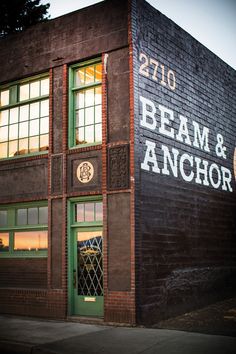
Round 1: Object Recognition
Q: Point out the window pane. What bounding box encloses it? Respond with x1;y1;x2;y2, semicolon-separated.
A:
18;138;28;155
76;204;84;222
85;125;94;143
95;105;102;123
85;203;94;222
0;90;9;106
40;134;49;151
40;78;49;96
40;117;49;134
40;99;49;117
19;122;28;138
95;64;102;82
30;102;39;119
0;110;9;126
76;128;84;145
39;207;48;224
85;66;95;84
9;107;18;124
28;207;38;224
0;126;8;142
0;211;7;226
30;81;40;98
30;119;39;136
75;110;84;127
29;136;39;152
85;107;94;125
14;231;48;251
95;86;102;105
19;105;29;122
17;209;27;225
95;202;103;221
0;233;9;252
8;140;18;157
75;68;85;86
9;124;18;140
20;84;29;101
95;124;102;142
0;142;8;158
85;88;94;107
76;91;84;109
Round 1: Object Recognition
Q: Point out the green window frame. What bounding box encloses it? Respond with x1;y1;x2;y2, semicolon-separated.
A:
0;201;48;257
72;197;103;227
0;74;49;159
69;58;102;148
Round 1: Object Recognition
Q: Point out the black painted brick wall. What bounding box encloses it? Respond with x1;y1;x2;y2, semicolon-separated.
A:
132;0;236;324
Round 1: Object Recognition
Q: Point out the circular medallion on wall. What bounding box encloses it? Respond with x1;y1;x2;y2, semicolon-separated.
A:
77;161;94;183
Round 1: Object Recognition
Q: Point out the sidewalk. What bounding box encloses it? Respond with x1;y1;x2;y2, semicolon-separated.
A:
155;296;236;337
0;297;236;354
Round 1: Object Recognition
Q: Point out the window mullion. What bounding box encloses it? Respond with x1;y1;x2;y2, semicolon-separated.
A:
9;231;14;254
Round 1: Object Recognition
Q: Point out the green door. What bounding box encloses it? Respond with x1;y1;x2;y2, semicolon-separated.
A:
72;228;104;316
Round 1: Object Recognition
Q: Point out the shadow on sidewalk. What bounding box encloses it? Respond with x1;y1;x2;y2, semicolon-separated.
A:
154;297;236;337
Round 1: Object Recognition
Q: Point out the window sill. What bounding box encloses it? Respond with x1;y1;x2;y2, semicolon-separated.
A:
68;143;102;153
0;252;47;258
0;151;48;163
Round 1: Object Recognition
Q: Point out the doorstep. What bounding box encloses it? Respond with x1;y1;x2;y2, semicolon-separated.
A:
67;315;104;325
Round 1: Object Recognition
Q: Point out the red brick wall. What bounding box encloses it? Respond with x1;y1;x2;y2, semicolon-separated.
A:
0;258;47;289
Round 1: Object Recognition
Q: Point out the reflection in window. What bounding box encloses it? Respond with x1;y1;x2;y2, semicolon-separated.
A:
14;231;48;251
0;233;9;252
0;210;7;226
77;230;103;296
75;202;103;223
17;209;27;225
39;207;48;224
17;206;48;226
28;208;38;224
85;203;94;222
95;203;103;221
0;203;48;257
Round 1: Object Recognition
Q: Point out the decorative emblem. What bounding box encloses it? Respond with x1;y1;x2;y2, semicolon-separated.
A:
77;161;94;183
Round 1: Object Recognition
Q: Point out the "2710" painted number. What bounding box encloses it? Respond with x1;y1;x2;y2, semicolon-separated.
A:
139;53;176;91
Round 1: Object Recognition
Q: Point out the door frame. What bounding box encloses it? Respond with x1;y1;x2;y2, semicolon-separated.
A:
67;196;103;317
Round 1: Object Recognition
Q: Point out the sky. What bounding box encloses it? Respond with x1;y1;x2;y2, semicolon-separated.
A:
42;0;236;70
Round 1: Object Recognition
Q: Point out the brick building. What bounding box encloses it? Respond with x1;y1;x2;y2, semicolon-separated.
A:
0;0;235;325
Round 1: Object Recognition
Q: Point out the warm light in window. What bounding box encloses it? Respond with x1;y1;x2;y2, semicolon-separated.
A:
0;90;9;107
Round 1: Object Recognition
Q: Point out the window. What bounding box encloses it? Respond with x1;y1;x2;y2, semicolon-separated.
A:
75;201;103;223
0;75;49;159
69;59;102;147
0;202;48;257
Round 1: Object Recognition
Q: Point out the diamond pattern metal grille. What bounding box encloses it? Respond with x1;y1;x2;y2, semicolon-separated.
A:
77;235;103;296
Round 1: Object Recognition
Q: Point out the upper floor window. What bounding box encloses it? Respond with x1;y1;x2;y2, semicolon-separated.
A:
69;59;102;147
0;75;49;159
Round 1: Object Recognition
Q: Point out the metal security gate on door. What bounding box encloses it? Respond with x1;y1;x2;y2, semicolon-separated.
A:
68;198;104;317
